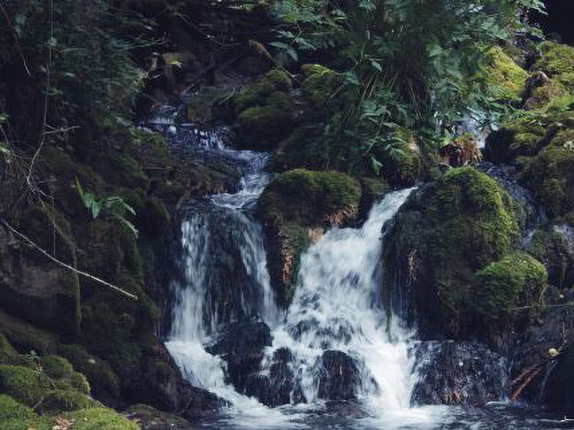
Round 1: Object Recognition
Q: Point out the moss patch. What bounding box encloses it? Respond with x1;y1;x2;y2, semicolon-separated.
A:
481;47;528;101
259;169;361;306
382;167;523;339
534;42;574;77
474;252;547;323
68;408;139;430
0;365;52;406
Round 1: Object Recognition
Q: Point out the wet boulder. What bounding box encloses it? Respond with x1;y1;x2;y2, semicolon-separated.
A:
316;350;361;401
206;322;272;392
244;347;302;407
543;339;574;416
382;167;528;340
258;169;361;307
412;341;507;406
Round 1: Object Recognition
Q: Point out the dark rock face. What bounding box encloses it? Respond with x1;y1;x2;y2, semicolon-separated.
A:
206;322;272;393
316;350;361;401
0;225;80;342
244;347;302;407
544;343;574;415
511;296;574;405
412;341;507;406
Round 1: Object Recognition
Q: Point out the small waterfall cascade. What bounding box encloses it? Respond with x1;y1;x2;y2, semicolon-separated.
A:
266;188;418;410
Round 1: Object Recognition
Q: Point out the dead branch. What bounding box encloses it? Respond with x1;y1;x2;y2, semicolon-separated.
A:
0;218;138;300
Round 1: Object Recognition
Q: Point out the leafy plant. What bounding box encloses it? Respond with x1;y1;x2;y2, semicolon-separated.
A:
269;0;545;172
75;179;139;238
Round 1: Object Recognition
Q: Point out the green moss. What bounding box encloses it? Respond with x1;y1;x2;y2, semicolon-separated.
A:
259;169;361;306
68;408;139;430
237;91;295;149
260;169;361;227
0;365;52;406
0;394;36;421
383;167;522;337
481;47;528;101
0;335;33;367
301;64;342;109
519;135;574;219
41;355;73;379
534;42;574;77
57;344;120;399
40;389;95;413
235;69;292;112
0;310;59;354
485;110;574;164
474;252;547;322
526;228;574;288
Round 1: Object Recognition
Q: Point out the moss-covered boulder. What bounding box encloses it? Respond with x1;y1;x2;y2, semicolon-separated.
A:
484;110;574;165
232;69;296;149
473;252;547;325
481;47;528;102
534;42;574;77
258;169;361;305
41;355;74;379
526;226;574;289
0;364;52;405
519;131;574;219
301;64;342;111
0;394;53;430
237;91;295;149
382;167;523;339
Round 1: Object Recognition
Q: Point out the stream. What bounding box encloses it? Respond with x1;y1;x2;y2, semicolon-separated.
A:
148;104;574;429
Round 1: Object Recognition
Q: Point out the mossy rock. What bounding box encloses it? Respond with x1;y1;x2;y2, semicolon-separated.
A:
519;131;574;219
485;110;574;165
67;407;139;430
40;389;96;413
259;169;361;227
375;131;423;186
41;355;74;379
0;334;33;367
90;149;150;192
301;64;342;110
259;169;361;306
234;69;292;113
526;227;574;289
0;394;53;430
57;344;120;401
0;205;81;341
0;365;52;406
237;91;296;149
474;252;547;324
382;167;522;339
481;47;528;102
0;310;59;355
534;42;574;77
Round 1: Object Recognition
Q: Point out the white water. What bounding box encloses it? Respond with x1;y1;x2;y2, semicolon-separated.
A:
266;188;419;411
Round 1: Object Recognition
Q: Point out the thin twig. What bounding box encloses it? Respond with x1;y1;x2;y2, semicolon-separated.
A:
26;0;53;188
0;3;32;77
1;219;138;300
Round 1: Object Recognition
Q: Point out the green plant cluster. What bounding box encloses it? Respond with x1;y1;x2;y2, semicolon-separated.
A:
266;0;544;174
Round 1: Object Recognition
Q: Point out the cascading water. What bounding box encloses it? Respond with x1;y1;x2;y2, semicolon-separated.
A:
266;189;418;410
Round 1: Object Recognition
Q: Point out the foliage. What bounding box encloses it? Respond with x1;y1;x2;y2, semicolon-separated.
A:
0;0;147;148
269;0;545;171
75;179;139;238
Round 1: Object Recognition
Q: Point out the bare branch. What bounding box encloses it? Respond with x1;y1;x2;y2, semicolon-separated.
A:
0;219;138;300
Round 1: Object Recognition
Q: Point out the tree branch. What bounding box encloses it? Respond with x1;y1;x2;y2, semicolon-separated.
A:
0;218;138;300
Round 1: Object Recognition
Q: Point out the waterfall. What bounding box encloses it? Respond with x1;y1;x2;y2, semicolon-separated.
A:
266;188;418;411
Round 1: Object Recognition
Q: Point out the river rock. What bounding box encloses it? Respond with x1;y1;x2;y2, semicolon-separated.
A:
412;340;507;406
206;322;271;392
316;350;361;401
